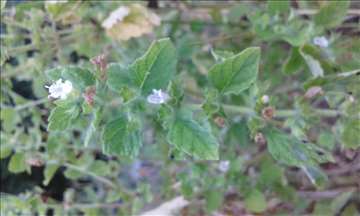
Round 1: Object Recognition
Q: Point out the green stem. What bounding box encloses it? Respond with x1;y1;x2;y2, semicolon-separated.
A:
15;98;49;111
62;162;117;189
0;98;49;111
275;108;341;118
4;43;37;55
46;202;124;210
336;69;360;77
2;17;31;30
47;160;119;189
189;103;341;118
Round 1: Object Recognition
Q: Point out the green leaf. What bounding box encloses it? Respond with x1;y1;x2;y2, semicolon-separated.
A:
102;115;142;158
180;178;194;198
43;164;60;186
0;146;12;159
317;131;336;150
301;165;328;188
264;128;334;167
342;119;360;149
228;3;249;21
168;78;184;106
331;190;356;214
1;0;6;12
209;47;260;95
258;157;284;187
89;160;110;176
62;67;95;90
45;0;70;18
167;111;219;160
283;47;304;74
314;1;350;29
46;66;63;80
244;189;267;213
84;108;102;147
210;49;235;62
225;121;250;148
64;168;83;180
106;63;132;92
313;201;334;215
300;44;338;77
47;103;80;131
46;66;95;90
0;108;18;132
201;89;220;116
205;190;223;212
129;38;177;95
8;152;27;174
267;0;289;15
300;50;324;77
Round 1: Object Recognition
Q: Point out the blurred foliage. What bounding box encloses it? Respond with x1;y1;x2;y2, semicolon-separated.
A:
0;0;359;215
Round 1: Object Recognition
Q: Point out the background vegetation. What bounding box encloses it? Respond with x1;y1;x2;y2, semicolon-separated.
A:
0;0;359;215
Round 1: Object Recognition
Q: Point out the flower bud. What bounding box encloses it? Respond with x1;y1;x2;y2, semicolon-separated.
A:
83;86;96;106
254;132;266;145
262;106;275;120
261;95;270;104
214;116;225;128
90;54;107;80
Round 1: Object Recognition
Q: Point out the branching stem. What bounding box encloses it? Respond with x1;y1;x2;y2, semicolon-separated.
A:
189;103;342;118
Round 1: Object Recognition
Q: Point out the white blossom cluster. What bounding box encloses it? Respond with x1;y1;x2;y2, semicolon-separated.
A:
147;89;170;104
218;160;230;173
45;79;73;100
261;95;270;104
313;36;329;48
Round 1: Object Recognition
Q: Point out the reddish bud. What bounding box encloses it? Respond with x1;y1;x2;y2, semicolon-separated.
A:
254;132;266;145
83;86;96;106
214;116;226;127
90;54;107;80
262;106;275;120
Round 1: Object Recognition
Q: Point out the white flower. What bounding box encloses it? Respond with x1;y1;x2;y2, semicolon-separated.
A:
147;89;170;104
46;0;68;4
45;79;73;100
102;6;130;29
313;36;329;48
261;95;270;104
349;95;355;103
218;160;230;173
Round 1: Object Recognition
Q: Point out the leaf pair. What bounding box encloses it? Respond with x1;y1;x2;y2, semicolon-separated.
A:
102;110;219;160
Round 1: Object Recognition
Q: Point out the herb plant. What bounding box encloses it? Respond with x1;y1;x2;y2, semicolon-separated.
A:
1;1;359;215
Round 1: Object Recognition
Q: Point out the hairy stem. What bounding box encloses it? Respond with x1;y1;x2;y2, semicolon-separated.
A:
189;103;342;118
